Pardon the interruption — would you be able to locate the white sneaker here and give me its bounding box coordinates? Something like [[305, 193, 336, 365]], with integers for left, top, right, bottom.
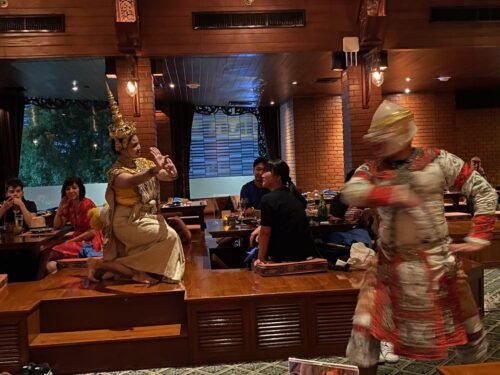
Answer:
[[379, 341, 400, 363]]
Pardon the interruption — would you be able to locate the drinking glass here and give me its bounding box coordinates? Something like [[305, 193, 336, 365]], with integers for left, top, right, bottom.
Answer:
[[14, 212, 24, 235], [239, 198, 249, 219]]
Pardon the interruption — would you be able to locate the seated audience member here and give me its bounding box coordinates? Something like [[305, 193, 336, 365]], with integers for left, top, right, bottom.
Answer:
[[250, 159, 314, 264], [327, 170, 375, 248], [471, 156, 487, 178], [0, 177, 37, 228], [240, 157, 270, 213], [39, 176, 103, 277]]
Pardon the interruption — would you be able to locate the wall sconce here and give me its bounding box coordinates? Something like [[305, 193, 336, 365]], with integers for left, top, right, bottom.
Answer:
[[126, 55, 140, 116], [367, 49, 389, 88], [105, 57, 117, 79], [361, 48, 389, 108], [331, 51, 347, 72], [371, 70, 384, 87], [126, 80, 138, 96]]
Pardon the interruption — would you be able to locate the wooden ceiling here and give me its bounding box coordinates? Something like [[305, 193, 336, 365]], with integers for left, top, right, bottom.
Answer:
[[0, 45, 499, 105]]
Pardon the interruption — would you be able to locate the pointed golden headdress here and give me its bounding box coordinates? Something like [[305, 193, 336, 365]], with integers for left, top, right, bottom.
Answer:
[[106, 83, 136, 151]]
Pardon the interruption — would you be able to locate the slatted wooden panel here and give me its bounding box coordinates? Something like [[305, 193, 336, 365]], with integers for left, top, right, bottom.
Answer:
[[256, 304, 302, 349], [196, 309, 244, 352], [0, 323, 22, 368], [315, 301, 355, 344], [0, 0, 118, 58]]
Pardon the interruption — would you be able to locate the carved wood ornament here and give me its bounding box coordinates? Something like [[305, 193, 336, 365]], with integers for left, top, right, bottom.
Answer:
[[115, 0, 141, 54], [358, 0, 386, 108]]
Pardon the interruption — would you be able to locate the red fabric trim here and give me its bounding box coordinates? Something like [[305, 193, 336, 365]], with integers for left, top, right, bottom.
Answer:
[[353, 170, 371, 180], [370, 252, 469, 361], [366, 186, 396, 206], [454, 163, 474, 191], [469, 214, 496, 241]]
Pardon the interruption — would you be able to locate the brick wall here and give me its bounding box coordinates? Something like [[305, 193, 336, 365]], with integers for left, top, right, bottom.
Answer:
[[456, 108, 500, 186], [116, 57, 156, 152], [384, 93, 456, 151], [156, 111, 175, 200], [293, 96, 344, 192], [287, 91, 500, 192], [386, 92, 500, 186], [279, 100, 296, 182]]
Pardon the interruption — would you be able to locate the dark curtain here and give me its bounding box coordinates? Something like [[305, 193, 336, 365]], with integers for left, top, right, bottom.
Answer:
[[259, 105, 280, 160], [168, 102, 195, 198], [0, 93, 25, 197]]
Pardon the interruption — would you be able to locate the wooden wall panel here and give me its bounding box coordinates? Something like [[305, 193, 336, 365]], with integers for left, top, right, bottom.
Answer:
[[139, 0, 358, 56], [0, 0, 119, 59], [385, 0, 500, 49]]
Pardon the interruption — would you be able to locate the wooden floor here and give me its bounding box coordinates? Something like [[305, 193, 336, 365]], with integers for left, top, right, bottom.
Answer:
[[0, 230, 484, 374]]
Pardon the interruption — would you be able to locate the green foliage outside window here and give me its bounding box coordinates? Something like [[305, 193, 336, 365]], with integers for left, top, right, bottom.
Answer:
[[19, 104, 114, 187]]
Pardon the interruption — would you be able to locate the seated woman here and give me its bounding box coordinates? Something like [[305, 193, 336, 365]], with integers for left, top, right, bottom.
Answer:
[[250, 159, 315, 265], [38, 176, 103, 278], [88, 86, 185, 284]]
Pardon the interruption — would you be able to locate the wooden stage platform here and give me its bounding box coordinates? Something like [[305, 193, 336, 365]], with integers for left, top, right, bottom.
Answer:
[[0, 232, 484, 374]]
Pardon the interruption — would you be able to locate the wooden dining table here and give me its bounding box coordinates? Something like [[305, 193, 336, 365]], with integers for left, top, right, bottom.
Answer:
[[205, 218, 356, 238], [0, 228, 69, 282], [160, 200, 207, 229]]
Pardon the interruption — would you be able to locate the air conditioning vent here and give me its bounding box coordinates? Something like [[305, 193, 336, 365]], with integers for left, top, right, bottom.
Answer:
[[431, 7, 500, 22], [0, 14, 65, 33], [228, 100, 257, 107], [315, 77, 340, 84], [193, 10, 305, 30], [456, 90, 500, 109]]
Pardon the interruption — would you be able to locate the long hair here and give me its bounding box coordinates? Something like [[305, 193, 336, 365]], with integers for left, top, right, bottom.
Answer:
[[61, 176, 86, 200], [265, 159, 306, 207]]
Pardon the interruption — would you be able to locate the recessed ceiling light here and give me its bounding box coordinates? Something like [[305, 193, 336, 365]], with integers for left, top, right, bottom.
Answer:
[[270, 101, 275, 105], [405, 77, 411, 82], [71, 86, 78, 92], [435, 76, 451, 82], [72, 80, 78, 86], [404, 88, 411, 94], [186, 83, 200, 89], [169, 83, 175, 89], [291, 81, 298, 85]]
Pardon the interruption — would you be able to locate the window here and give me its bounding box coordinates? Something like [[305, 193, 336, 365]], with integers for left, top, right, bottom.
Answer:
[[18, 102, 113, 210], [19, 103, 113, 187], [189, 110, 262, 198]]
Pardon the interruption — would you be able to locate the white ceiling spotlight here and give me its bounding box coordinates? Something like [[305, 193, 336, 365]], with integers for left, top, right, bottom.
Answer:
[[270, 100, 275, 105], [169, 83, 175, 89], [405, 77, 411, 82], [435, 76, 451, 82], [404, 88, 411, 94], [71, 80, 79, 92], [291, 81, 298, 85]]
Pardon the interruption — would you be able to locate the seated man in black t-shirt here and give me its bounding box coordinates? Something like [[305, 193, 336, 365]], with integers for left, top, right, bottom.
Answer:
[[0, 178, 37, 228], [240, 157, 270, 213]]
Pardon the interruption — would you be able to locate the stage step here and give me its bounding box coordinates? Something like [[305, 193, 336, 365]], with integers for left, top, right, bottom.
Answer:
[[29, 324, 189, 374], [38, 289, 186, 332], [30, 323, 184, 347]]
